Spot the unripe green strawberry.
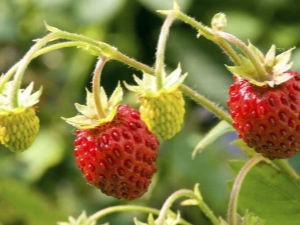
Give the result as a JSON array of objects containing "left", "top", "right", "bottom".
[
  {"left": 0, "top": 107, "right": 39, "bottom": 152},
  {"left": 0, "top": 82, "right": 42, "bottom": 153},
  {"left": 139, "top": 90, "right": 185, "bottom": 140},
  {"left": 125, "top": 65, "right": 187, "bottom": 140}
]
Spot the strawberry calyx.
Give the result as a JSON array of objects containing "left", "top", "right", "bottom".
[
  {"left": 162, "top": 4, "right": 296, "bottom": 88},
  {"left": 64, "top": 57, "right": 123, "bottom": 130},
  {"left": 0, "top": 81, "right": 42, "bottom": 152},
  {"left": 63, "top": 82, "right": 123, "bottom": 129},
  {"left": 225, "top": 43, "right": 294, "bottom": 87},
  {"left": 0, "top": 81, "right": 42, "bottom": 111},
  {"left": 124, "top": 64, "right": 187, "bottom": 97},
  {"left": 211, "top": 13, "right": 295, "bottom": 87}
]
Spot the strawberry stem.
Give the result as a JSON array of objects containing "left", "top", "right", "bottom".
[
  {"left": 0, "top": 41, "right": 101, "bottom": 93},
  {"left": 179, "top": 85, "right": 233, "bottom": 124},
  {"left": 171, "top": 10, "right": 270, "bottom": 82},
  {"left": 92, "top": 57, "right": 109, "bottom": 118},
  {"left": 228, "top": 154, "right": 265, "bottom": 225},
  {"left": 173, "top": 10, "right": 242, "bottom": 66},
  {"left": 84, "top": 205, "right": 192, "bottom": 225},
  {"left": 217, "top": 32, "right": 268, "bottom": 81},
  {"left": 10, "top": 33, "right": 58, "bottom": 109},
  {"left": 155, "top": 11, "right": 175, "bottom": 90},
  {"left": 155, "top": 188, "right": 220, "bottom": 225}
]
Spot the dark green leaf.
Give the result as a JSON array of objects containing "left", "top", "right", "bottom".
[{"left": 229, "top": 160, "right": 300, "bottom": 225}]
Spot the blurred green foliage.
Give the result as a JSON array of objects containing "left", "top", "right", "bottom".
[{"left": 0, "top": 0, "right": 300, "bottom": 224}]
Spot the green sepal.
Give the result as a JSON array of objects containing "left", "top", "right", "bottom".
[
  {"left": 125, "top": 64, "right": 187, "bottom": 97},
  {"left": 0, "top": 81, "right": 42, "bottom": 111},
  {"left": 264, "top": 45, "right": 276, "bottom": 69},
  {"left": 225, "top": 65, "right": 258, "bottom": 84},
  {"left": 63, "top": 83, "right": 123, "bottom": 129},
  {"left": 273, "top": 47, "right": 294, "bottom": 75},
  {"left": 57, "top": 211, "right": 96, "bottom": 225},
  {"left": 248, "top": 41, "right": 264, "bottom": 63}
]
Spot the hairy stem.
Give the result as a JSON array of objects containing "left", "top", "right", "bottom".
[
  {"left": 92, "top": 57, "right": 109, "bottom": 118},
  {"left": 174, "top": 11, "right": 242, "bottom": 66},
  {"left": 217, "top": 32, "right": 267, "bottom": 81},
  {"left": 179, "top": 85, "right": 232, "bottom": 124},
  {"left": 84, "top": 205, "right": 192, "bottom": 225},
  {"left": 156, "top": 189, "right": 220, "bottom": 225},
  {"left": 10, "top": 33, "right": 58, "bottom": 108},
  {"left": 51, "top": 30, "right": 154, "bottom": 73},
  {"left": 155, "top": 11, "right": 175, "bottom": 90},
  {"left": 228, "top": 154, "right": 265, "bottom": 225}
]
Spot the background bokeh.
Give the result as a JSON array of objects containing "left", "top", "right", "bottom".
[{"left": 1, "top": 0, "right": 300, "bottom": 224}]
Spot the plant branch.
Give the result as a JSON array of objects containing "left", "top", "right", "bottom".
[
  {"left": 84, "top": 205, "right": 192, "bottom": 225},
  {"left": 92, "top": 57, "right": 109, "bottom": 118},
  {"left": 155, "top": 189, "right": 220, "bottom": 225},
  {"left": 179, "top": 85, "right": 232, "bottom": 124},
  {"left": 228, "top": 154, "right": 265, "bottom": 225},
  {"left": 10, "top": 33, "right": 58, "bottom": 108},
  {"left": 155, "top": 11, "right": 175, "bottom": 90}
]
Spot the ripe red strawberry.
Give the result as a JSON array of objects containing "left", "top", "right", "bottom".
[
  {"left": 225, "top": 42, "right": 300, "bottom": 159},
  {"left": 228, "top": 71, "right": 300, "bottom": 159},
  {"left": 73, "top": 104, "right": 159, "bottom": 201},
  {"left": 64, "top": 58, "right": 159, "bottom": 200}
]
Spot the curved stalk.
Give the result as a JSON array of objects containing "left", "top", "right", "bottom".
[
  {"left": 92, "top": 57, "right": 109, "bottom": 118},
  {"left": 84, "top": 205, "right": 192, "bottom": 225},
  {"left": 174, "top": 11, "right": 242, "bottom": 66},
  {"left": 155, "top": 189, "right": 220, "bottom": 225},
  {"left": 228, "top": 154, "right": 265, "bottom": 225},
  {"left": 10, "top": 33, "right": 59, "bottom": 108},
  {"left": 155, "top": 11, "right": 176, "bottom": 90}
]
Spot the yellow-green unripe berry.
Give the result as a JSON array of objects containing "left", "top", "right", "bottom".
[
  {"left": 0, "top": 107, "right": 39, "bottom": 152},
  {"left": 140, "top": 90, "right": 185, "bottom": 140}
]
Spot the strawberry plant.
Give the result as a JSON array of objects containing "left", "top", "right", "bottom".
[{"left": 2, "top": 1, "right": 300, "bottom": 225}]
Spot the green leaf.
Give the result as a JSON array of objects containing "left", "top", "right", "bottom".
[
  {"left": 248, "top": 41, "right": 264, "bottom": 63},
  {"left": 229, "top": 160, "right": 300, "bottom": 225},
  {"left": 192, "top": 120, "right": 234, "bottom": 158}
]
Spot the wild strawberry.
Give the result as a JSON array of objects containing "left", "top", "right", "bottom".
[
  {"left": 125, "top": 65, "right": 186, "bottom": 140},
  {"left": 0, "top": 82, "right": 42, "bottom": 153},
  {"left": 226, "top": 44, "right": 300, "bottom": 159},
  {"left": 73, "top": 104, "right": 159, "bottom": 201},
  {"left": 64, "top": 58, "right": 159, "bottom": 200}
]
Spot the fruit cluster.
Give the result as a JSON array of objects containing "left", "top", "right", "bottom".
[{"left": 2, "top": 3, "right": 300, "bottom": 207}]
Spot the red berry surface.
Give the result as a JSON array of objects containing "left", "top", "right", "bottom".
[
  {"left": 74, "top": 104, "right": 159, "bottom": 201},
  {"left": 227, "top": 71, "right": 300, "bottom": 159}
]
